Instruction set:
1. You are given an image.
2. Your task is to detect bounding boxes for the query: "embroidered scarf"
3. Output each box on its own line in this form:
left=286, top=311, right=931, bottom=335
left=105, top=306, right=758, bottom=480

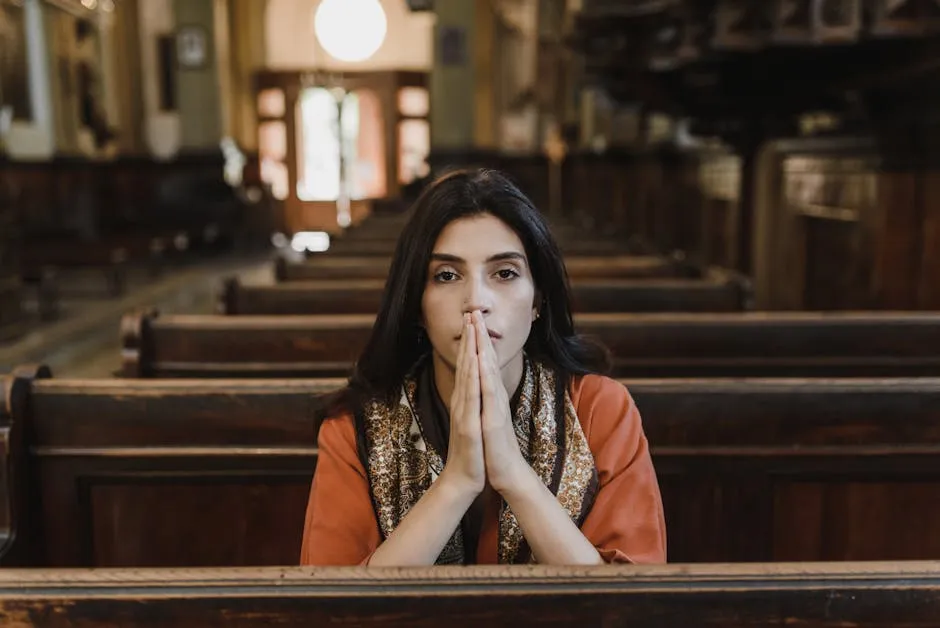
left=353, top=355, right=599, bottom=564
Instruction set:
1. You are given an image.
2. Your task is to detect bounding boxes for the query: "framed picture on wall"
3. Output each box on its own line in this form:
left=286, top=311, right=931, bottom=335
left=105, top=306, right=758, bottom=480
left=176, top=25, right=208, bottom=70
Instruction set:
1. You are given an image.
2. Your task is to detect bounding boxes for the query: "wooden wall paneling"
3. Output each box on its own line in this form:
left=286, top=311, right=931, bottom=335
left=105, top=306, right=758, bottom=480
left=772, top=146, right=880, bottom=310
left=872, top=170, right=921, bottom=308
left=626, top=158, right=644, bottom=243
left=560, top=154, right=580, bottom=223
left=46, top=457, right=314, bottom=567
left=918, top=170, right=940, bottom=308
left=800, top=213, right=863, bottom=310
left=671, top=155, right=702, bottom=257
left=773, top=478, right=940, bottom=561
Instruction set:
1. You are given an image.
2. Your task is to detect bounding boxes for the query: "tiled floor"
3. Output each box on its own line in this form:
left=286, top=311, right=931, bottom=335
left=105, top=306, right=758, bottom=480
left=0, top=252, right=274, bottom=378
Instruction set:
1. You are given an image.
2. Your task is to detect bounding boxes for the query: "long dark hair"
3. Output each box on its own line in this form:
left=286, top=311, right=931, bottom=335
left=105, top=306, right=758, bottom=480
left=323, top=168, right=610, bottom=417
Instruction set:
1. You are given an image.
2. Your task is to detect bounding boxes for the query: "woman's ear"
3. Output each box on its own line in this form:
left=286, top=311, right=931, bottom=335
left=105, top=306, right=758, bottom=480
left=532, top=292, right=542, bottom=321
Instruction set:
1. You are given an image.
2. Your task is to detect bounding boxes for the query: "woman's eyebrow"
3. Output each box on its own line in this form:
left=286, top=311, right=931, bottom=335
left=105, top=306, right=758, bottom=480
left=486, top=252, right=527, bottom=264
left=429, top=252, right=526, bottom=264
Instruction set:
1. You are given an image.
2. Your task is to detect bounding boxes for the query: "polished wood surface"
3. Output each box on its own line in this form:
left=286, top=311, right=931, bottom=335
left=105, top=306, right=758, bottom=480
left=5, top=372, right=940, bottom=567
left=275, top=254, right=700, bottom=282
left=1, top=562, right=939, bottom=627
left=220, top=275, right=750, bottom=315
left=122, top=311, right=940, bottom=379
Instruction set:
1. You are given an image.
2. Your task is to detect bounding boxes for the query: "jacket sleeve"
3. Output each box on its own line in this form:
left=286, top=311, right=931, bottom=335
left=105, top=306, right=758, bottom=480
left=575, top=375, right=667, bottom=564
left=300, top=414, right=381, bottom=565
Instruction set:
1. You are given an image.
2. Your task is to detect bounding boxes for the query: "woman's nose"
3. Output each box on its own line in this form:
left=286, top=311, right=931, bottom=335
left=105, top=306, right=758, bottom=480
left=462, top=276, right=492, bottom=314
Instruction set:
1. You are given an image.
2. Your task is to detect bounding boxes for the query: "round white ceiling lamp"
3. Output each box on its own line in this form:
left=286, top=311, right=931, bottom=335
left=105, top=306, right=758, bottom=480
left=314, top=0, right=388, bottom=63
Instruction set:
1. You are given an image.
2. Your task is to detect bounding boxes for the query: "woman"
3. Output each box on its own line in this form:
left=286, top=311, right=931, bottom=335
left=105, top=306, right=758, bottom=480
left=301, top=169, right=666, bottom=566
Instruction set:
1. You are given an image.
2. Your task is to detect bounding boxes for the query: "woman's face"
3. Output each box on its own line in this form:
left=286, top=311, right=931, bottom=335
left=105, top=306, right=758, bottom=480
left=421, top=212, right=538, bottom=375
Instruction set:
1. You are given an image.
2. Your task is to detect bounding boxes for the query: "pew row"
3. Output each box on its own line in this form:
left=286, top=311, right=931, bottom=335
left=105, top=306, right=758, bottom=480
left=1, top=563, right=939, bottom=627
left=19, top=233, right=174, bottom=297
left=220, top=274, right=751, bottom=315
left=121, top=311, right=940, bottom=379
left=4, top=371, right=940, bottom=567
left=316, top=236, right=636, bottom=257
left=275, top=254, right=701, bottom=282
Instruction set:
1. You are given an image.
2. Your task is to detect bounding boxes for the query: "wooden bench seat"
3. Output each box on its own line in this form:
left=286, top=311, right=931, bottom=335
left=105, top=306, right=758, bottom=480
left=220, top=275, right=750, bottom=315
left=1, top=562, right=938, bottom=627
left=275, top=254, right=701, bottom=282
left=4, top=370, right=940, bottom=567
left=121, top=311, right=940, bottom=379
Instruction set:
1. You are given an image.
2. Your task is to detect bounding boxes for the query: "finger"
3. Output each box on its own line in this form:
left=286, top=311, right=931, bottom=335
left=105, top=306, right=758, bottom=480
left=462, top=314, right=476, bottom=383
left=466, top=315, right=481, bottom=416
left=472, top=310, right=494, bottom=356
left=473, top=317, right=499, bottom=423
left=451, top=314, right=469, bottom=406
left=471, top=312, right=498, bottom=381
left=475, top=312, right=501, bottom=381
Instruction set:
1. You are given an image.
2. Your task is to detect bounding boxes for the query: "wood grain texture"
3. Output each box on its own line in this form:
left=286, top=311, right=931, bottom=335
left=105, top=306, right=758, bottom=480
left=219, top=276, right=749, bottom=315
left=1, top=563, right=940, bottom=627
left=124, top=311, right=940, bottom=379
left=276, top=254, right=698, bottom=282
left=5, top=374, right=940, bottom=567
left=919, top=171, right=940, bottom=308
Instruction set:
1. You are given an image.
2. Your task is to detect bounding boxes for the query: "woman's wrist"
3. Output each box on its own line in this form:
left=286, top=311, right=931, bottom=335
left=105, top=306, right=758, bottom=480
left=437, top=469, right=484, bottom=504
left=491, top=461, right=539, bottom=502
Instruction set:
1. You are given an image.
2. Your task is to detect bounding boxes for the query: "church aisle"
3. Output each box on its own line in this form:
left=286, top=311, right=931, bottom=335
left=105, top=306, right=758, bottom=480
left=0, top=253, right=274, bottom=378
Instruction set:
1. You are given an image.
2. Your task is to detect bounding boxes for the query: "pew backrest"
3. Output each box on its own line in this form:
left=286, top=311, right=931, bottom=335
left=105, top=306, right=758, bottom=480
left=274, top=254, right=702, bottom=282
left=220, top=275, right=751, bottom=315
left=122, top=311, right=940, bottom=379
left=5, top=373, right=940, bottom=567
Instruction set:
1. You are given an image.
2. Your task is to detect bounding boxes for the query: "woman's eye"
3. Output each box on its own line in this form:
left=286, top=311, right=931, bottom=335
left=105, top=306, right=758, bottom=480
left=496, top=269, right=519, bottom=280
left=434, top=270, right=458, bottom=282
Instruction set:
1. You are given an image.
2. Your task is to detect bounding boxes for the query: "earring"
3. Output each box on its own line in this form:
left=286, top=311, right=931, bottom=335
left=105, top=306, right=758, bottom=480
left=533, top=309, right=540, bottom=320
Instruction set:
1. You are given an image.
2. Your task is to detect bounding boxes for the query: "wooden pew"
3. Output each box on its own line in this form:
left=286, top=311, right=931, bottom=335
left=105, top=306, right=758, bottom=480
left=19, top=239, right=130, bottom=298
left=275, top=254, right=701, bottom=282
left=18, top=233, right=172, bottom=303
left=5, top=370, right=940, bottom=567
left=121, top=310, right=370, bottom=378
left=220, top=274, right=750, bottom=315
left=1, top=563, right=939, bottom=627
left=0, top=370, right=340, bottom=567
left=121, top=311, right=940, bottom=379
left=318, top=236, right=636, bottom=257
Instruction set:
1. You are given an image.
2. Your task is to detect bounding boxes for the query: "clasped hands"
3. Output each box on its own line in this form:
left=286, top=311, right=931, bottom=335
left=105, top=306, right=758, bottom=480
left=441, top=310, right=530, bottom=498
